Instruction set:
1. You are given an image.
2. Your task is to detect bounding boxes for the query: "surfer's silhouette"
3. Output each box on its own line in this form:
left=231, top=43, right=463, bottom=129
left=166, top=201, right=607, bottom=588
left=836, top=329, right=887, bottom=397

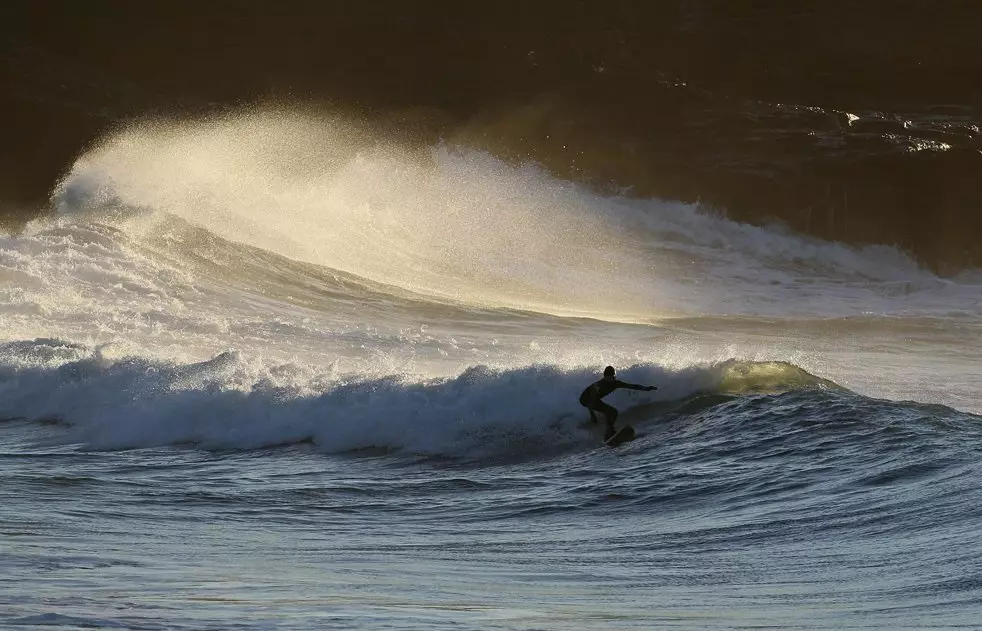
left=579, top=366, right=657, bottom=440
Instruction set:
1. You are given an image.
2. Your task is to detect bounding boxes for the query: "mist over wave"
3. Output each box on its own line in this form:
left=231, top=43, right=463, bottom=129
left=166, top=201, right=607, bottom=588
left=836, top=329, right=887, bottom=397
left=4, top=3, right=982, bottom=273
left=52, top=110, right=647, bottom=319
left=49, top=109, right=980, bottom=323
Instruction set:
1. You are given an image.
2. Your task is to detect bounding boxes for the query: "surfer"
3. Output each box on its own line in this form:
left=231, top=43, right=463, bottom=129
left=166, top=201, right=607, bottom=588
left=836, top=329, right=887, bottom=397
left=579, top=366, right=657, bottom=440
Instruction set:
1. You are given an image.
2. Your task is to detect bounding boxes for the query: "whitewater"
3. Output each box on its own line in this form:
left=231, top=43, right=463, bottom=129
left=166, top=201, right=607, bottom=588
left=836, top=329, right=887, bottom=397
left=2, top=109, right=981, bottom=629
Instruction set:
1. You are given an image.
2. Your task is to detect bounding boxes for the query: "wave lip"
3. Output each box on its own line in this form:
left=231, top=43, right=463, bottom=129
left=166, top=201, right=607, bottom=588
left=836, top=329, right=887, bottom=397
left=713, top=360, right=842, bottom=394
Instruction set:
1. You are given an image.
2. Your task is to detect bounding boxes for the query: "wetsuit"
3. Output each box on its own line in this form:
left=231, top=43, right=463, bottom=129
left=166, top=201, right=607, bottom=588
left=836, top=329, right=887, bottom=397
left=578, top=379, right=649, bottom=433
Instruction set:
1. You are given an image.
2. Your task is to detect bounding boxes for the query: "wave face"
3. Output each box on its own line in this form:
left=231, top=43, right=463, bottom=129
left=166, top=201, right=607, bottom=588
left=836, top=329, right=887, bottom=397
left=2, top=109, right=982, bottom=629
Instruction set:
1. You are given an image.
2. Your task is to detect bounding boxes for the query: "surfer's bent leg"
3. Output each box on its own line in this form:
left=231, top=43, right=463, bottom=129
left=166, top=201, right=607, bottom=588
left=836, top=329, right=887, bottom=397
left=594, top=401, right=619, bottom=440
left=579, top=393, right=598, bottom=423
left=595, top=401, right=618, bottom=429
left=582, top=400, right=618, bottom=435
left=580, top=395, right=618, bottom=431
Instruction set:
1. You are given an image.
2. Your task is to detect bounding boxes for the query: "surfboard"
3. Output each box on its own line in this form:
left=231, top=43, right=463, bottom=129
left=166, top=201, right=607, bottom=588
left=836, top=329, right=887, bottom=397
left=604, top=425, right=636, bottom=447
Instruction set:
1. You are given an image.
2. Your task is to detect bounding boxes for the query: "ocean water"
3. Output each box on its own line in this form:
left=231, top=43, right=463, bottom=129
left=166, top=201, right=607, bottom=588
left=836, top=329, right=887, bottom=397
left=2, top=111, right=982, bottom=630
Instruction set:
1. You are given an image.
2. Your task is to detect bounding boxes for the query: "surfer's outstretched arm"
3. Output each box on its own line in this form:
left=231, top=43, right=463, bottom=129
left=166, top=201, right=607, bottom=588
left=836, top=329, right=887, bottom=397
left=614, top=380, right=658, bottom=392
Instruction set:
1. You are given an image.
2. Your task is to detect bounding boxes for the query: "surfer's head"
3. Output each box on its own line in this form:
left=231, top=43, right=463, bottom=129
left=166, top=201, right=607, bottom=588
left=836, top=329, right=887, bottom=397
left=603, top=365, right=616, bottom=380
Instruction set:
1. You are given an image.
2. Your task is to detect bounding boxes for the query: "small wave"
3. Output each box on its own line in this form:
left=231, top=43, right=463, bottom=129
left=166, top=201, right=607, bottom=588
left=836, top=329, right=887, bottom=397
left=0, top=339, right=848, bottom=458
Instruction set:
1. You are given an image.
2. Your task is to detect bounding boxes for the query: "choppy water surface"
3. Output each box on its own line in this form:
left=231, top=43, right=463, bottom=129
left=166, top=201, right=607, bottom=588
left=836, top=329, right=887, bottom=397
left=2, top=111, right=981, bottom=629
